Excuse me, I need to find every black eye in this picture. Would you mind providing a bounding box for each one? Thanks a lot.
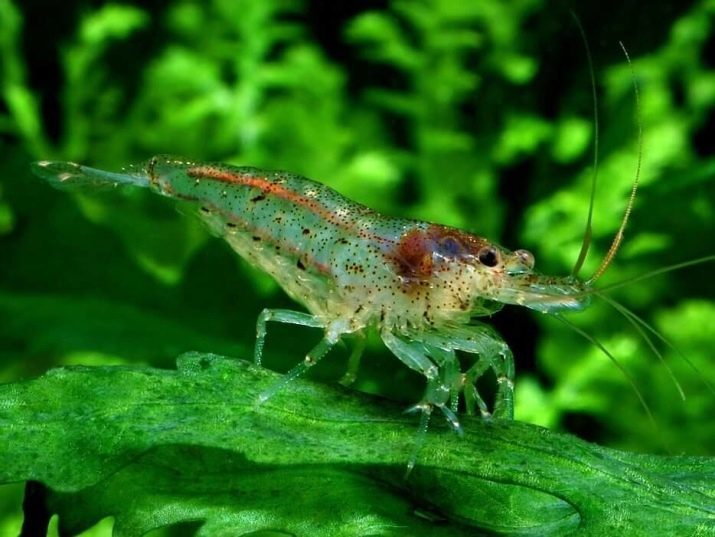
[478,247,500,267]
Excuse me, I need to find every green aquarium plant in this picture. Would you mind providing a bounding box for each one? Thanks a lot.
[3,353,715,535]
[0,0,714,534]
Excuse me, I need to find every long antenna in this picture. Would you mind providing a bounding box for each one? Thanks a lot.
[587,42,643,284]
[554,313,655,426]
[580,255,715,296]
[570,11,599,278]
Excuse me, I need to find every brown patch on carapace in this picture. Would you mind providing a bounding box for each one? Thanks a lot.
[389,224,489,280]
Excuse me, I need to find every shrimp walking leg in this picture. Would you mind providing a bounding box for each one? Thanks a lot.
[254,309,325,366]
[257,335,339,404]
[381,332,463,473]
[421,324,515,419]
[381,331,461,431]
[460,357,492,417]
[462,332,515,420]
[339,334,366,387]
[421,345,463,416]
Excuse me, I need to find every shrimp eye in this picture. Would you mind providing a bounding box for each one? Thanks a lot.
[477,246,500,267]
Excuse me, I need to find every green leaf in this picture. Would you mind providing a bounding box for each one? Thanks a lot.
[1,353,713,535]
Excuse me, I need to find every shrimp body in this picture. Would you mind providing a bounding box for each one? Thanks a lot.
[33,156,592,440]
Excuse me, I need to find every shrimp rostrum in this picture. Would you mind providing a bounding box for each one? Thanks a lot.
[32,157,597,431]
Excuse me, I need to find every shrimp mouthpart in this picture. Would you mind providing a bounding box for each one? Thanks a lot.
[494,274,591,314]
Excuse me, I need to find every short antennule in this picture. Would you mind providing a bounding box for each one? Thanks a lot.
[587,41,642,284]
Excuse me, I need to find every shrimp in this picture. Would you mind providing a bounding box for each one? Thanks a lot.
[31,156,605,450]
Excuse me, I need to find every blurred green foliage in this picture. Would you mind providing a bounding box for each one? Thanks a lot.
[1,0,714,533]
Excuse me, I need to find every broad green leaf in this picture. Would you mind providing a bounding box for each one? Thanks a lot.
[1,354,713,535]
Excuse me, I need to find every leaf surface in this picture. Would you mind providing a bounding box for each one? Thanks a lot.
[1,354,713,535]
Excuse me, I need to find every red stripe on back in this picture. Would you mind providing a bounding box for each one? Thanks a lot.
[187,166,340,225]
[187,165,397,256]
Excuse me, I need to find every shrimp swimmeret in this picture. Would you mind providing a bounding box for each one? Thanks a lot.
[31,155,677,469]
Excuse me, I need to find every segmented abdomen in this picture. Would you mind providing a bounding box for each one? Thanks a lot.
[149,158,404,318]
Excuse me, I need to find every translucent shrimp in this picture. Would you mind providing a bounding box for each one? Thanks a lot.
[32,156,606,463]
